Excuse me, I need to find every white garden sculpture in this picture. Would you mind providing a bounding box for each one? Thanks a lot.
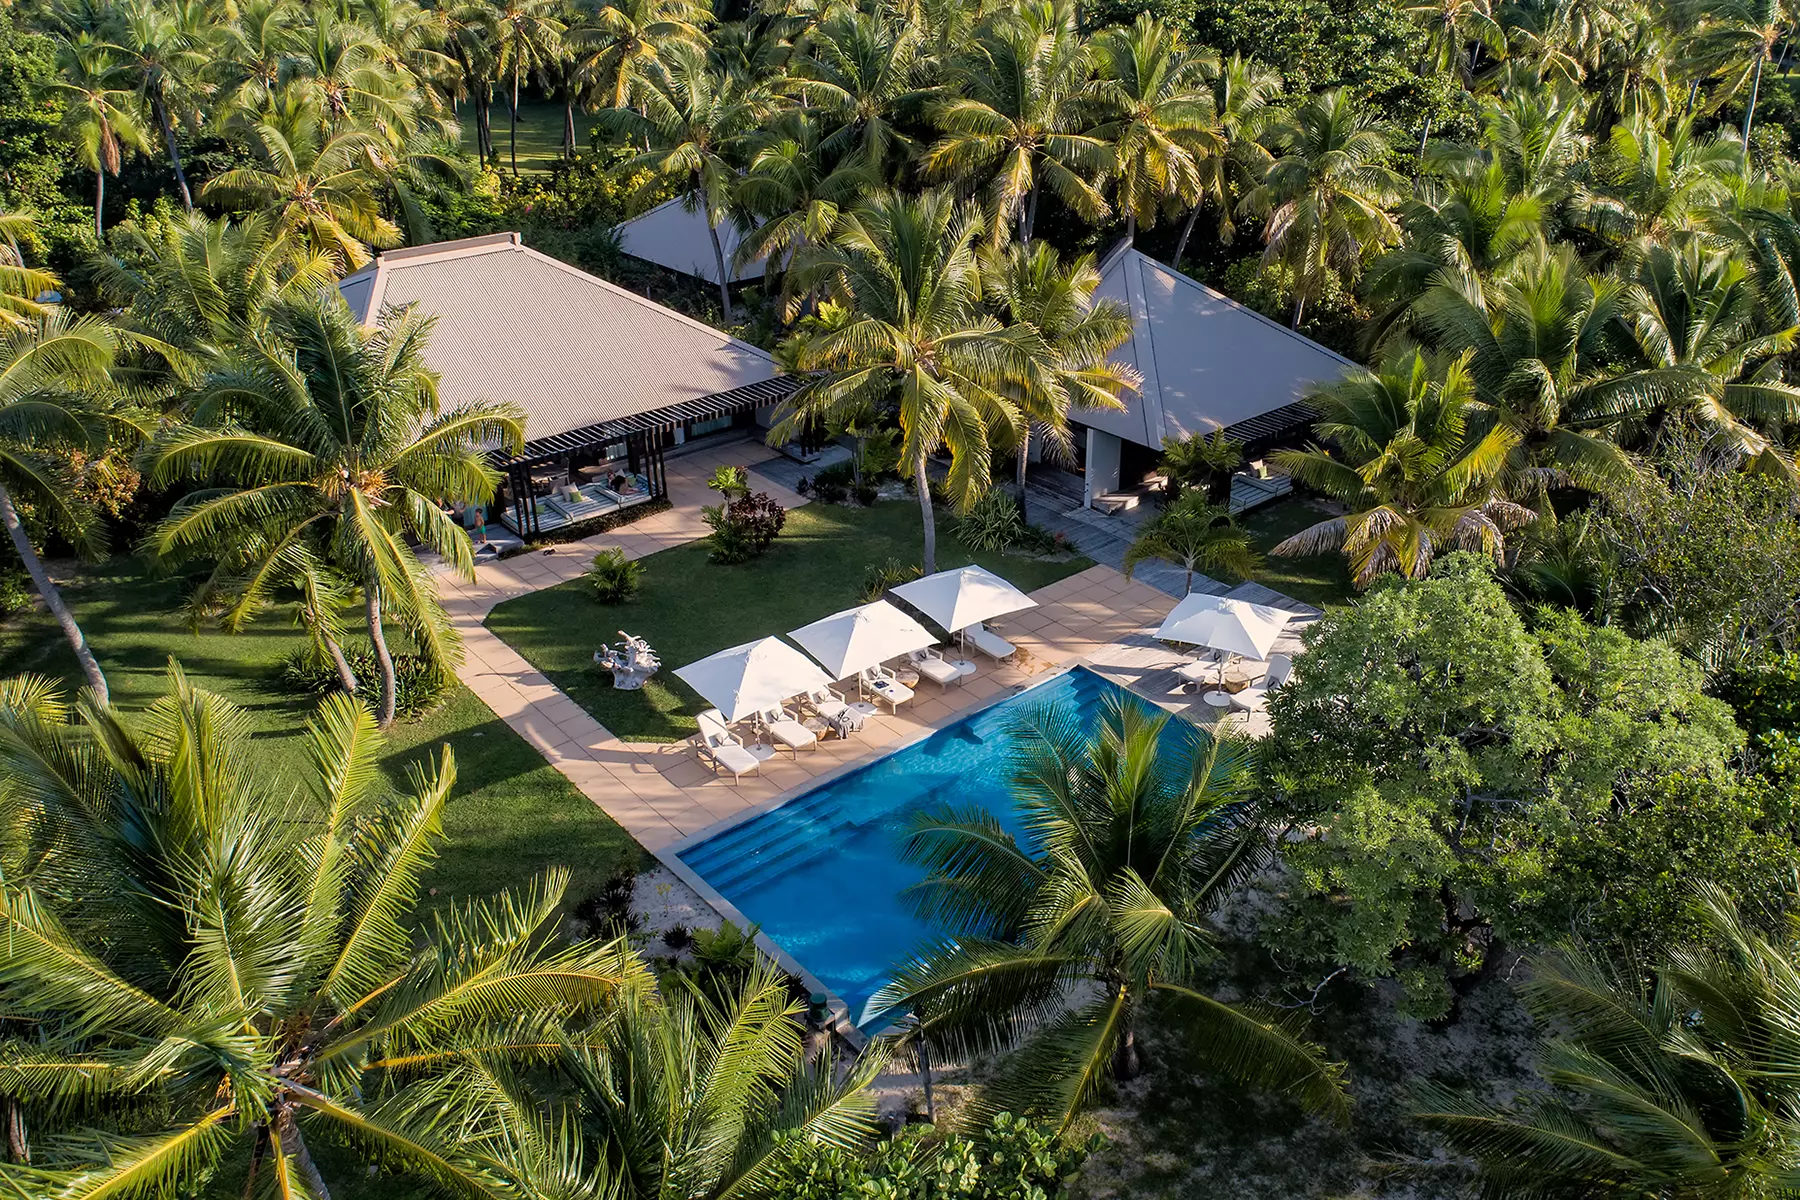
[595,632,661,690]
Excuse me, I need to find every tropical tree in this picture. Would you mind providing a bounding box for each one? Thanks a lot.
[1573,113,1739,248]
[0,313,139,707]
[1403,0,1506,86]
[142,293,523,727]
[0,211,58,331]
[215,0,297,113]
[493,0,565,172]
[1271,348,1534,585]
[774,190,1045,575]
[50,35,151,239]
[1174,51,1281,266]
[0,668,649,1196]
[1417,884,1800,1195]
[201,97,404,268]
[735,116,880,318]
[870,692,1349,1131]
[786,7,921,176]
[1123,492,1259,591]
[103,0,210,212]
[569,0,706,111]
[922,0,1109,244]
[980,239,1137,512]
[1682,0,1795,160]
[1092,16,1223,244]
[1240,88,1405,327]
[601,42,772,320]
[1159,428,1246,504]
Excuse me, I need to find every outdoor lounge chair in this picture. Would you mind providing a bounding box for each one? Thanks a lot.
[962,621,1016,662]
[1174,650,1223,691]
[1228,654,1295,715]
[695,709,762,780]
[801,685,850,722]
[757,705,818,753]
[860,666,915,712]
[907,648,966,688]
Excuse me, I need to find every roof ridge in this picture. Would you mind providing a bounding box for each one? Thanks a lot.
[1127,248,1359,369]
[375,232,522,264]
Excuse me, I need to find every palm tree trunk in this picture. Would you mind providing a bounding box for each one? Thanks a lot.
[563,94,576,161]
[915,449,937,575]
[153,98,194,212]
[1686,76,1701,115]
[0,481,108,706]
[1022,181,1041,243]
[1290,290,1306,329]
[363,578,397,728]
[1112,1023,1142,1080]
[1743,48,1767,165]
[94,170,105,241]
[280,1113,333,1200]
[1016,438,1030,524]
[1125,210,1135,244]
[706,212,735,323]
[917,1034,936,1123]
[1171,203,1201,269]
[511,62,521,174]
[324,633,358,695]
[1415,114,1431,182]
[477,87,493,160]
[5,1096,26,1164]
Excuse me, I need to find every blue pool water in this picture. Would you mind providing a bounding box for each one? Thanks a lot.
[678,667,1166,1026]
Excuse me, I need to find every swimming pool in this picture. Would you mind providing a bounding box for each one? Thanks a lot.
[676,667,1164,1026]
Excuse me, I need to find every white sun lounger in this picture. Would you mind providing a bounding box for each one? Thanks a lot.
[695,709,762,780]
[962,621,1016,662]
[860,666,915,712]
[1228,654,1295,714]
[801,685,849,722]
[907,648,967,688]
[757,705,818,753]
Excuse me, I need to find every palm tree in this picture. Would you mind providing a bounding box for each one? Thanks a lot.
[474,962,887,1197]
[1403,0,1506,85]
[1239,88,1405,327]
[142,294,523,728]
[1271,348,1534,586]
[1173,52,1281,267]
[980,239,1137,514]
[201,97,403,269]
[1683,0,1795,160]
[735,116,880,318]
[923,0,1109,244]
[1123,492,1260,592]
[0,668,649,1196]
[0,313,140,707]
[568,0,705,111]
[1572,112,1739,248]
[103,0,210,212]
[51,35,151,239]
[1417,884,1800,1196]
[1159,428,1246,504]
[787,7,921,177]
[0,211,58,331]
[493,0,566,172]
[1092,16,1223,244]
[870,692,1348,1131]
[774,190,1045,575]
[286,7,432,144]
[215,0,298,114]
[601,43,773,321]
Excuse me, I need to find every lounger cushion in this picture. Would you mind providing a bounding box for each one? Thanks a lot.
[869,676,914,705]
[966,624,1016,660]
[766,716,816,750]
[909,653,963,686]
[712,743,761,775]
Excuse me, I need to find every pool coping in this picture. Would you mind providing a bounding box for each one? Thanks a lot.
[652,662,1091,1048]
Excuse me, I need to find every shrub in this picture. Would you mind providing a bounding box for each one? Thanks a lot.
[661,923,693,951]
[853,480,879,506]
[955,489,1026,552]
[574,869,642,939]
[812,461,856,489]
[703,491,787,563]
[706,464,750,501]
[857,428,903,479]
[0,570,31,621]
[278,642,451,720]
[776,1111,1098,1200]
[587,546,644,603]
[862,556,923,601]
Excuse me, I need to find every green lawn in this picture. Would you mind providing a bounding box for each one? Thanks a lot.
[486,500,1094,742]
[464,98,583,173]
[0,561,644,914]
[1241,496,1358,611]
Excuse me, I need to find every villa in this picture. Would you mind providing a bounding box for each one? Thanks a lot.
[338,232,798,538]
[617,197,768,285]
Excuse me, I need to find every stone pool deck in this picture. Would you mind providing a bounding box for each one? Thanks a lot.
[438,438,1314,855]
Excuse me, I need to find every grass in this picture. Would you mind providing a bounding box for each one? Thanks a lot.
[486,499,1094,742]
[0,560,645,915]
[1241,495,1358,611]
[463,98,585,173]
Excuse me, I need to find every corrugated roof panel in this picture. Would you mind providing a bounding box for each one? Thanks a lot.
[618,198,766,284]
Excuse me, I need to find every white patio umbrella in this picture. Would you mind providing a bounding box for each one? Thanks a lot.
[1154,593,1294,661]
[673,637,834,724]
[789,600,937,680]
[889,564,1037,634]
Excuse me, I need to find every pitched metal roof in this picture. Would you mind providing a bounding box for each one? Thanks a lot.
[337,232,779,443]
[617,198,767,284]
[1084,243,1354,450]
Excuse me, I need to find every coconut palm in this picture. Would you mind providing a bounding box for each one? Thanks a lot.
[1271,348,1534,585]
[467,961,888,1198]
[286,6,431,143]
[215,0,297,112]
[980,239,1137,512]
[1682,0,1795,159]
[1092,16,1223,244]
[0,668,649,1196]
[870,692,1348,1132]
[493,0,566,172]
[1417,883,1800,1197]
[735,116,881,318]
[0,211,58,331]
[1123,492,1260,592]
[775,190,1048,575]
[141,293,523,728]
[601,43,775,321]
[1404,0,1507,85]
[1573,112,1740,249]
[102,0,211,212]
[1239,88,1405,327]
[51,35,152,239]
[922,0,1109,244]
[0,313,142,707]
[787,7,922,177]
[201,96,403,269]
[569,0,706,111]
[1173,51,1281,266]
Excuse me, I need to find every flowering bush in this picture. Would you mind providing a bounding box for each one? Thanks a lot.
[703,491,787,563]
